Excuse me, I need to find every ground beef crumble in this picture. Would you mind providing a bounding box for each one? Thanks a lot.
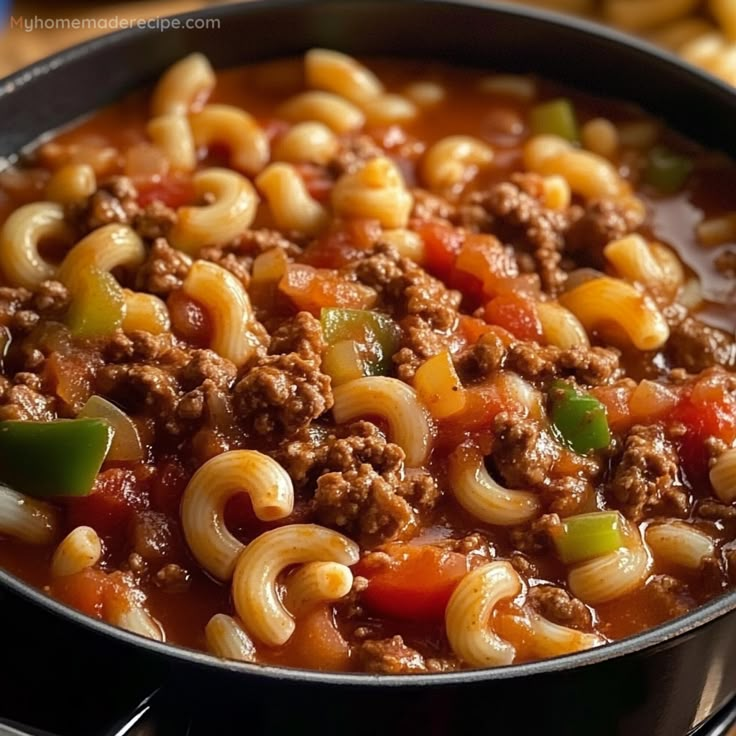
[357,636,458,674]
[608,424,689,521]
[666,316,736,372]
[527,585,592,630]
[135,238,192,296]
[233,311,332,436]
[353,245,461,380]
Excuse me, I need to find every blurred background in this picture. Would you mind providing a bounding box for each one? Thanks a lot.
[1,0,736,86]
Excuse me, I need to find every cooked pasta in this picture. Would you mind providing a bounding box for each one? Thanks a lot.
[121,290,171,335]
[305,48,384,104]
[604,235,684,298]
[189,105,270,176]
[581,118,619,160]
[168,168,259,254]
[0,201,73,288]
[332,376,432,466]
[272,121,339,165]
[362,94,418,126]
[477,74,537,100]
[603,0,700,32]
[559,276,670,351]
[180,449,294,581]
[147,115,196,172]
[232,524,360,647]
[0,484,58,544]
[181,260,260,366]
[536,302,590,349]
[57,224,145,288]
[403,81,446,107]
[445,562,522,667]
[540,175,571,211]
[697,213,736,247]
[284,560,354,617]
[255,163,329,236]
[205,614,257,662]
[711,0,736,41]
[45,163,96,204]
[107,598,164,642]
[709,448,736,503]
[277,91,365,133]
[524,135,631,201]
[332,157,413,228]
[568,544,651,604]
[378,228,425,262]
[50,525,102,578]
[448,444,542,525]
[421,135,494,192]
[645,522,715,569]
[521,610,605,658]
[150,52,216,117]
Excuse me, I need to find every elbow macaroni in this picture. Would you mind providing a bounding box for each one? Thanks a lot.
[278,91,365,133]
[0,202,74,288]
[332,156,413,228]
[180,449,294,581]
[332,376,433,466]
[189,104,270,176]
[445,562,522,667]
[51,525,102,578]
[147,115,196,172]
[421,136,494,192]
[232,524,359,647]
[272,122,339,165]
[645,522,715,569]
[448,444,542,526]
[169,168,259,255]
[305,48,384,104]
[710,447,736,503]
[559,276,670,351]
[205,614,256,662]
[255,163,329,236]
[284,560,354,617]
[151,52,216,117]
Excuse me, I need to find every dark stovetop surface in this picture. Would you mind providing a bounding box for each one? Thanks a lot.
[1,585,734,736]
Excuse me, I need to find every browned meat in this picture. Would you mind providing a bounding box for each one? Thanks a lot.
[268,311,325,363]
[32,281,70,317]
[698,499,736,522]
[311,422,438,545]
[478,175,569,293]
[0,379,55,421]
[510,513,563,554]
[490,413,559,488]
[565,199,643,267]
[133,200,177,241]
[328,134,384,176]
[527,585,592,630]
[608,424,688,521]
[234,353,332,436]
[357,636,458,674]
[667,316,736,372]
[136,238,193,296]
[411,189,457,221]
[154,563,191,592]
[647,575,695,618]
[354,245,461,379]
[70,176,140,232]
[505,342,621,386]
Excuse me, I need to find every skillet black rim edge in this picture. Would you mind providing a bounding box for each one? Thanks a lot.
[0,0,735,687]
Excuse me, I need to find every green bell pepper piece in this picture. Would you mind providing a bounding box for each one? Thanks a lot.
[530,98,579,142]
[321,307,401,376]
[644,146,693,195]
[0,419,113,497]
[555,511,624,565]
[550,380,611,454]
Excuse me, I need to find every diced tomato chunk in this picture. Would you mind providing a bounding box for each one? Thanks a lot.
[357,544,469,622]
[412,220,464,279]
[454,233,518,297]
[167,289,213,347]
[279,264,377,314]
[301,219,380,268]
[669,373,736,482]
[137,175,195,208]
[591,382,635,433]
[484,294,542,341]
[279,604,351,671]
[65,468,145,542]
[50,567,109,618]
